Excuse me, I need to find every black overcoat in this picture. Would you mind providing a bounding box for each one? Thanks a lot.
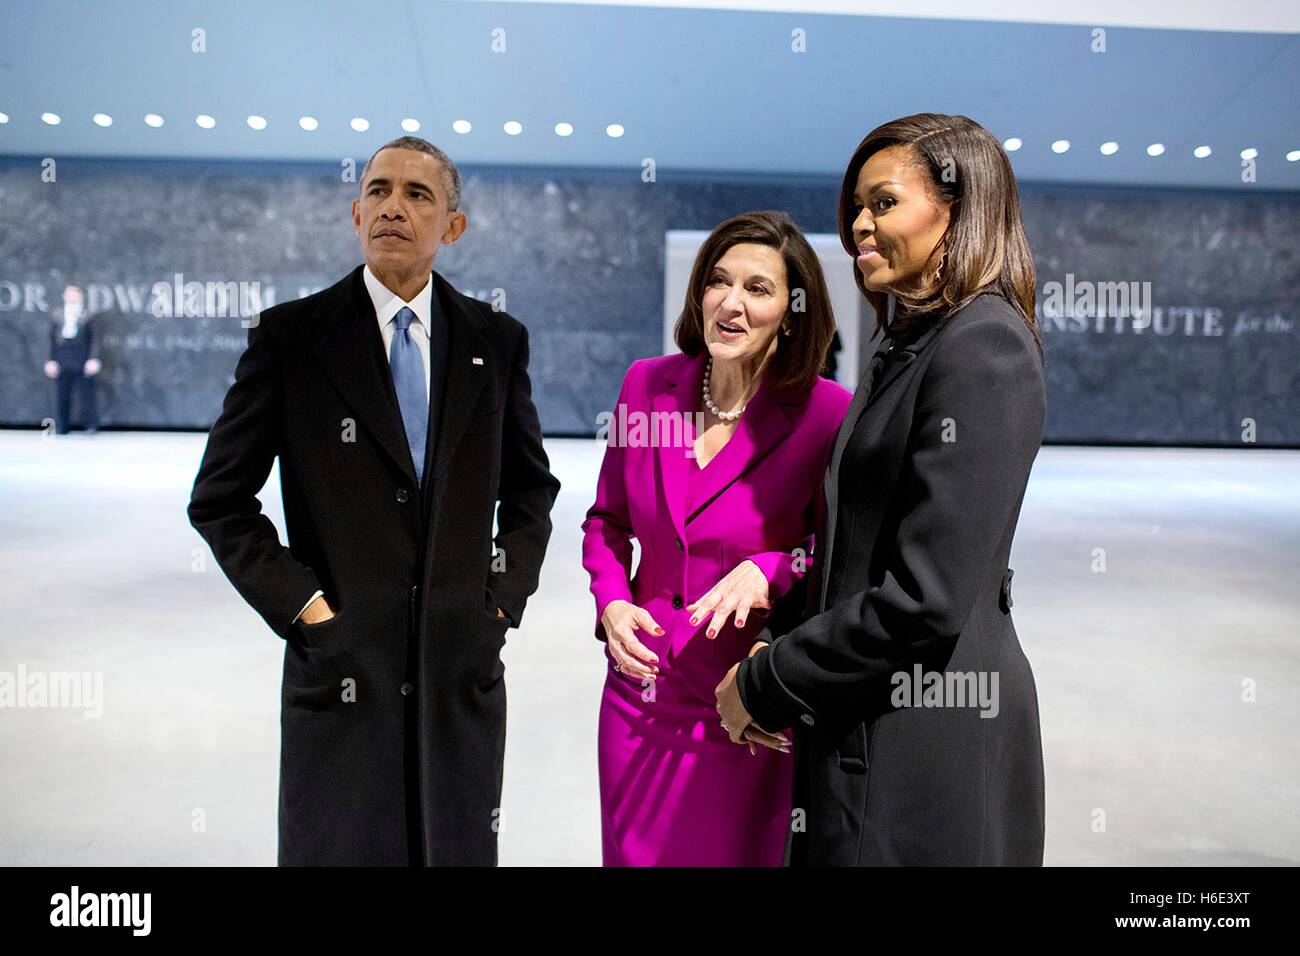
[189,264,560,865]
[739,291,1046,866]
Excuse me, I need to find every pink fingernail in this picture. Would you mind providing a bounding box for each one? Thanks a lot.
[736,619,745,627]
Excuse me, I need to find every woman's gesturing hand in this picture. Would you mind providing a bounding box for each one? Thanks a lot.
[600,599,664,682]
[686,559,771,639]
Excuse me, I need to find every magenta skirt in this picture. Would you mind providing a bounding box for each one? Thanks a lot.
[597,639,793,866]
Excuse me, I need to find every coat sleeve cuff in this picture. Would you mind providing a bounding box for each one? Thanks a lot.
[292,590,324,623]
[496,598,520,628]
[745,550,800,601]
[737,639,812,733]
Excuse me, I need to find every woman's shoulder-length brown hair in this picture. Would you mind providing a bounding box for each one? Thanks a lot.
[837,112,1042,353]
[673,210,838,395]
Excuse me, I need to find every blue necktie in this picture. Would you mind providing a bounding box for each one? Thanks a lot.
[389,306,428,485]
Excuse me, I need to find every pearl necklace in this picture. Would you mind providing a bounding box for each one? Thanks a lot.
[702,355,748,422]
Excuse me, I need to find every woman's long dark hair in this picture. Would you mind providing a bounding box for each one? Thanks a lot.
[837,113,1041,353]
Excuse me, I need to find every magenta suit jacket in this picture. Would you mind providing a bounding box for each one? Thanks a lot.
[582,351,852,700]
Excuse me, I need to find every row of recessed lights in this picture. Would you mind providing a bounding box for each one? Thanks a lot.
[6,112,1295,162]
[0,111,626,139]
[1003,136,1300,162]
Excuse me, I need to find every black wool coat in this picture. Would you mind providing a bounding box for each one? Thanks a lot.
[739,291,1046,866]
[189,265,560,865]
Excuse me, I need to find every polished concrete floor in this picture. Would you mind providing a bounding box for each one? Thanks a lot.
[0,430,1296,866]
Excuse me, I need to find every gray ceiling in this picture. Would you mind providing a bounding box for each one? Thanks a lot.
[1,0,1298,190]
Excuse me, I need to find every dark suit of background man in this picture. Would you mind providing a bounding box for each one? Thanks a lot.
[43,284,102,434]
[188,136,561,866]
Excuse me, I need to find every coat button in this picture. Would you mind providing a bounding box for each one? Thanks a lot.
[800,713,815,727]
[396,488,410,503]
[671,595,684,609]
[400,682,414,696]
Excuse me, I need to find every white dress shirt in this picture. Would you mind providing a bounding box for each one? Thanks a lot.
[365,263,432,401]
[61,301,83,339]
[293,265,435,624]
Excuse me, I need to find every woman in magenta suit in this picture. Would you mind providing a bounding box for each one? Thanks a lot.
[582,211,852,866]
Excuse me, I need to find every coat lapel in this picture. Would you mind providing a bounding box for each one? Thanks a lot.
[653,351,800,538]
[686,376,797,524]
[817,311,951,611]
[311,265,490,490]
[313,265,418,486]
[652,354,699,545]
[426,271,490,485]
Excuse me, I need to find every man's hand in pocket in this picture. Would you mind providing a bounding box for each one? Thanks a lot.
[299,595,336,625]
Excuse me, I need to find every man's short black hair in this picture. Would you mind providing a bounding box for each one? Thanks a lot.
[361,136,461,211]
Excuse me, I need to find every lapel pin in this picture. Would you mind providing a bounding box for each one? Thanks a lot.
[472,356,484,365]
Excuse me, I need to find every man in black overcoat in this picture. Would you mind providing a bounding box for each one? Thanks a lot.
[188,137,560,865]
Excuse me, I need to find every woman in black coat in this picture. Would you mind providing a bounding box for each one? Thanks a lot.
[716,113,1047,865]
